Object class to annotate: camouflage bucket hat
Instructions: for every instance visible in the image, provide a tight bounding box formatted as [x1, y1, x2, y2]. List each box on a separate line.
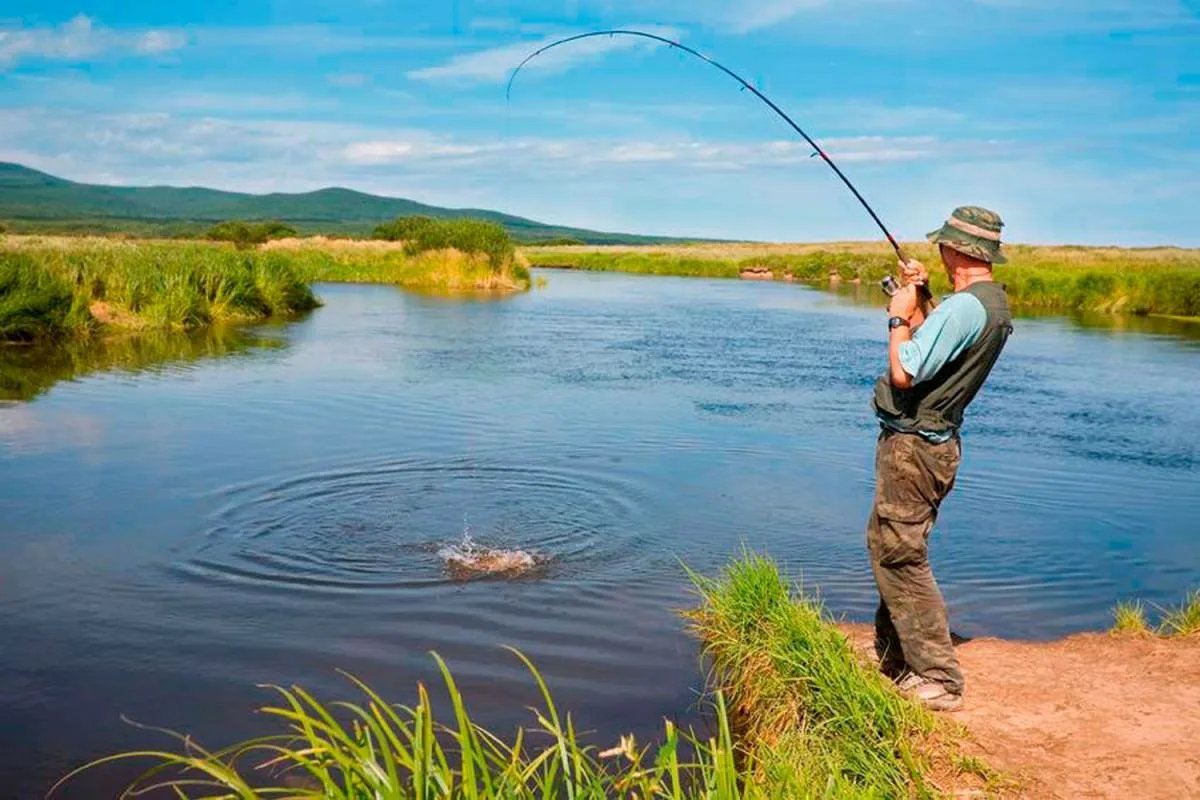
[927, 206, 1007, 265]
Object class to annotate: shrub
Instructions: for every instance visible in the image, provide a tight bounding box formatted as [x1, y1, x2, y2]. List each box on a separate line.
[205, 220, 297, 249]
[373, 215, 515, 271]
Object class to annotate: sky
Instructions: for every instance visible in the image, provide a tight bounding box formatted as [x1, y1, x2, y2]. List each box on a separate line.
[0, 1, 1197, 245]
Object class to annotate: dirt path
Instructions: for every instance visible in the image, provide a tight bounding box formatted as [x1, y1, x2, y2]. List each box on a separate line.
[847, 626, 1200, 798]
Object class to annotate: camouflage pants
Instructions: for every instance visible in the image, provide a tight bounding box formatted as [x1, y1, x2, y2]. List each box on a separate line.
[866, 429, 964, 695]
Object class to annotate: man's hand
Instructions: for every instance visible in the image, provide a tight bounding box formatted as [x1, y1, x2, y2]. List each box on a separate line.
[888, 283, 919, 321]
[900, 258, 929, 287]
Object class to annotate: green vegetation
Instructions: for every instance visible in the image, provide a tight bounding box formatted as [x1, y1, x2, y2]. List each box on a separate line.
[0, 255, 79, 341]
[1157, 588, 1200, 637]
[205, 219, 297, 248]
[1109, 600, 1150, 636]
[56, 651, 754, 799]
[685, 551, 954, 798]
[0, 162, 696, 245]
[373, 216, 516, 270]
[59, 552, 994, 798]
[1110, 589, 1200, 637]
[526, 243, 1200, 321]
[269, 238, 531, 293]
[0, 238, 318, 340]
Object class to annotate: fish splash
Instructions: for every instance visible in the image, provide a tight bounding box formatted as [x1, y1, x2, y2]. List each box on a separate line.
[437, 532, 542, 580]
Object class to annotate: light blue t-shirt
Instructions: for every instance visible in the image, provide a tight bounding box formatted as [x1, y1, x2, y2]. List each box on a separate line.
[880, 291, 988, 442]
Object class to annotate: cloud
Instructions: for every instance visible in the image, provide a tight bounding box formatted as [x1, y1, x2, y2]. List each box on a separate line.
[406, 25, 679, 84]
[0, 15, 186, 68]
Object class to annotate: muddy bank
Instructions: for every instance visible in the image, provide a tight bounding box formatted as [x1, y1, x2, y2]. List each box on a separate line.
[843, 625, 1200, 798]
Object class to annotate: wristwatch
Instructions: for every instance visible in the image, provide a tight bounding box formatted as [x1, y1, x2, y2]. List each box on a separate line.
[888, 316, 910, 331]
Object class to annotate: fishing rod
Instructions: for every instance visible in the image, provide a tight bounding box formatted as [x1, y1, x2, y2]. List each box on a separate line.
[507, 29, 919, 280]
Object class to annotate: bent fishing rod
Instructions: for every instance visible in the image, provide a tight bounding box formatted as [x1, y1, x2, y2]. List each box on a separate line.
[508, 30, 919, 273]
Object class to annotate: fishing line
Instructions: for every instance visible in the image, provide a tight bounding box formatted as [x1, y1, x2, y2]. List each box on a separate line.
[506, 29, 910, 262]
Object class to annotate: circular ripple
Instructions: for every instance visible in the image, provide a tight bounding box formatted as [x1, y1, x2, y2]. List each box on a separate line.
[173, 456, 649, 593]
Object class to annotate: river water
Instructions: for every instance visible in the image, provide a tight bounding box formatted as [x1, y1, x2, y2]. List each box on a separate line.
[2, 270, 1198, 796]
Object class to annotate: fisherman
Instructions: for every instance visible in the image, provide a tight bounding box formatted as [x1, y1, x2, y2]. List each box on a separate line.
[867, 206, 1013, 712]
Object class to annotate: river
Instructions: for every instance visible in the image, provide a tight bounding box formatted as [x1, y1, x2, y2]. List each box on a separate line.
[2, 269, 1198, 796]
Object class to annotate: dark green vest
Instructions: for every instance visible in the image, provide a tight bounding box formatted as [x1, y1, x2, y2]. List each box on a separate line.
[872, 281, 1012, 437]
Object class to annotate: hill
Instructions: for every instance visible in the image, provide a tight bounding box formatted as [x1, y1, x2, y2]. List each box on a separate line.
[0, 162, 688, 244]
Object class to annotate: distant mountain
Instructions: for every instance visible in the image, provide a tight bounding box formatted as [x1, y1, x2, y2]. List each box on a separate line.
[0, 163, 689, 244]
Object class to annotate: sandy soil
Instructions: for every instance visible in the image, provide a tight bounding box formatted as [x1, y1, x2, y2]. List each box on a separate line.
[846, 625, 1200, 798]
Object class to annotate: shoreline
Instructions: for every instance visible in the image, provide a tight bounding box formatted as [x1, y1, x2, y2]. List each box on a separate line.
[524, 241, 1200, 325]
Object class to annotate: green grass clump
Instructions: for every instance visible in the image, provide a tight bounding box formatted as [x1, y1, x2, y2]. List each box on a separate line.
[56, 650, 760, 799]
[1157, 588, 1200, 637]
[1109, 600, 1150, 636]
[374, 216, 516, 271]
[685, 551, 948, 798]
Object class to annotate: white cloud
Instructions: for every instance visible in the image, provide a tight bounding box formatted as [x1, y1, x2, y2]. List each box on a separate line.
[407, 25, 680, 84]
[0, 15, 187, 68]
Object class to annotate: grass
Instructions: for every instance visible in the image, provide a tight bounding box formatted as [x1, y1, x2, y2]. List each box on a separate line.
[54, 650, 755, 799]
[1157, 588, 1200, 637]
[264, 237, 531, 293]
[684, 551, 958, 799]
[1109, 589, 1200, 637]
[0, 237, 318, 339]
[524, 242, 1200, 321]
[56, 552, 987, 799]
[0, 234, 531, 342]
[1109, 600, 1151, 636]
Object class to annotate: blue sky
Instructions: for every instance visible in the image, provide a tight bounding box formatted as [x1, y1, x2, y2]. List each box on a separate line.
[1, 1, 1197, 244]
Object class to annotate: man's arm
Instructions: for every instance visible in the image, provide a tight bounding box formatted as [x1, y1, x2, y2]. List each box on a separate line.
[888, 291, 988, 390]
[887, 285, 920, 389]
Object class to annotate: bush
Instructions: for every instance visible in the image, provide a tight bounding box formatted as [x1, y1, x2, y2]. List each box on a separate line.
[373, 215, 515, 271]
[205, 220, 297, 249]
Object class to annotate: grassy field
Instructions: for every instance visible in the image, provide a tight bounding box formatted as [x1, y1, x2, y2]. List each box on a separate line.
[0, 235, 530, 342]
[56, 552, 997, 799]
[525, 242, 1200, 321]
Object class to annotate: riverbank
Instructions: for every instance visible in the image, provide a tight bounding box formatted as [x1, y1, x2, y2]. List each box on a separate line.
[59, 552, 1199, 798]
[0, 235, 531, 342]
[524, 242, 1200, 322]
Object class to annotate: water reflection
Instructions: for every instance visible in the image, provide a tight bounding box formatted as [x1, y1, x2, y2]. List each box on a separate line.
[0, 325, 288, 402]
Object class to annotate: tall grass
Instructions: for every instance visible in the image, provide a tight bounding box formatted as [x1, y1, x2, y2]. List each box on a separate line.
[266, 238, 531, 293]
[54, 650, 757, 799]
[526, 243, 1200, 320]
[0, 237, 318, 339]
[0, 253, 81, 341]
[685, 551, 952, 798]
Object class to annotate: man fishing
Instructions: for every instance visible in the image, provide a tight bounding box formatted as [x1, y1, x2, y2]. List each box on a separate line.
[867, 206, 1013, 712]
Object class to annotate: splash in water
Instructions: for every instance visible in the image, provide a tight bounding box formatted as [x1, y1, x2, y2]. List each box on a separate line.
[437, 529, 542, 580]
